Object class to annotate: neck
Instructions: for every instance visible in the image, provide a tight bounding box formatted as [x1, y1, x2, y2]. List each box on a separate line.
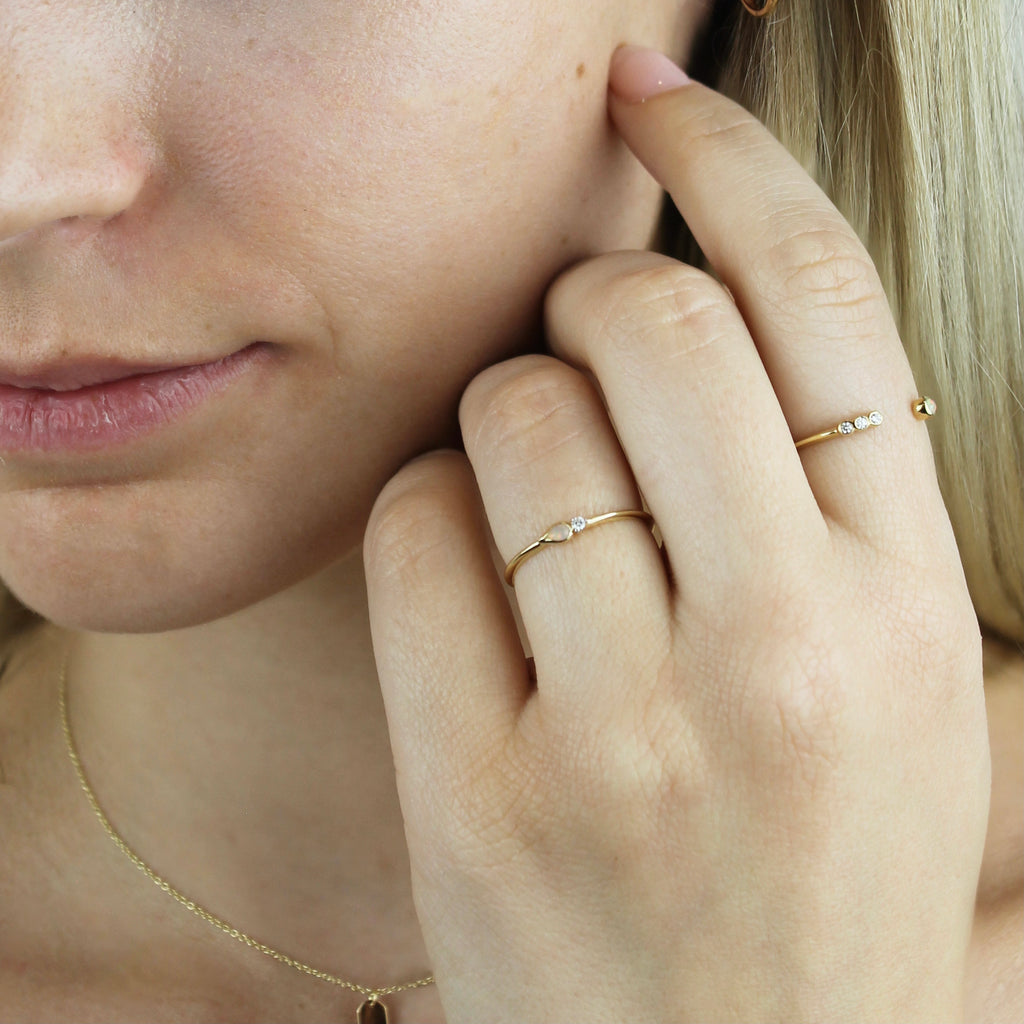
[58, 546, 426, 982]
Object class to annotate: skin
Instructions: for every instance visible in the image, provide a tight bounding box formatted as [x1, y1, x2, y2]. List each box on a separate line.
[0, 0, 687, 630]
[0, 2, 1020, 1021]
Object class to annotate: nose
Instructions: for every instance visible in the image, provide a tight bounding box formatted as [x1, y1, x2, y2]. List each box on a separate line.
[0, 33, 150, 247]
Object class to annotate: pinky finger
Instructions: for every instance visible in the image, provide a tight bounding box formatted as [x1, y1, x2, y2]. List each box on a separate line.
[363, 450, 528, 796]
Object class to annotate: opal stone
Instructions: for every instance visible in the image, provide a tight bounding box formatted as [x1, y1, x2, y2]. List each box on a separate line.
[543, 522, 573, 542]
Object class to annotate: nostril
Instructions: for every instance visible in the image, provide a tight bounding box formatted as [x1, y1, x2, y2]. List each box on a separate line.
[55, 213, 124, 235]
[0, 155, 148, 247]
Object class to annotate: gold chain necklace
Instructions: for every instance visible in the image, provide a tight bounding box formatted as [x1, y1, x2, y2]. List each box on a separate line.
[57, 649, 435, 1024]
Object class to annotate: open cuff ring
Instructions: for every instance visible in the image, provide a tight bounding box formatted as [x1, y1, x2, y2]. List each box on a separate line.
[794, 395, 936, 449]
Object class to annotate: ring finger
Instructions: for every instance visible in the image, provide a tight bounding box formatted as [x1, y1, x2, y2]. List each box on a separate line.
[459, 353, 671, 701]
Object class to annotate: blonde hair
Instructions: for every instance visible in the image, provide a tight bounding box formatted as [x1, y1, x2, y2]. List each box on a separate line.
[675, 0, 1024, 644]
[2, 1, 1022, 648]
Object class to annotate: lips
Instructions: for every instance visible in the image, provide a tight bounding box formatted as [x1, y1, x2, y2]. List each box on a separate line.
[0, 342, 274, 453]
[0, 357, 194, 392]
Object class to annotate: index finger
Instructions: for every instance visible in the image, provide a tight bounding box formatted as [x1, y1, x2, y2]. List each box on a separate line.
[596, 45, 942, 545]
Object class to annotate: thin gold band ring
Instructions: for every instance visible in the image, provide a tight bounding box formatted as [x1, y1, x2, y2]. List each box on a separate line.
[503, 510, 654, 587]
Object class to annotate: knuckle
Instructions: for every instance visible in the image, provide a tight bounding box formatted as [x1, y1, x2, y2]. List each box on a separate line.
[433, 738, 559, 871]
[409, 751, 546, 877]
[591, 264, 738, 368]
[553, 674, 707, 829]
[633, 651, 705, 767]
[598, 262, 731, 331]
[725, 609, 852, 792]
[767, 644, 848, 779]
[466, 362, 594, 467]
[364, 455, 464, 580]
[681, 104, 764, 153]
[763, 225, 886, 318]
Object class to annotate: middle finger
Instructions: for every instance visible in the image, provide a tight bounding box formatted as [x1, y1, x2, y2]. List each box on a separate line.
[546, 248, 827, 608]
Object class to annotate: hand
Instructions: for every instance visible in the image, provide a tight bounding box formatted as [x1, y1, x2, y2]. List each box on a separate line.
[363, 46, 989, 1023]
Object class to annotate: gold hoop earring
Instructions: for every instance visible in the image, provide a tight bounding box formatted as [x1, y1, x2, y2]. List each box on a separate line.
[741, 0, 781, 16]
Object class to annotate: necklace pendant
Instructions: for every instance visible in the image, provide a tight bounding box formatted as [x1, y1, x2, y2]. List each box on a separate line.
[356, 996, 388, 1024]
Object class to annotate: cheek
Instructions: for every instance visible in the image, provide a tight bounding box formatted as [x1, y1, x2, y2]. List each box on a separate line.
[164, 3, 659, 383]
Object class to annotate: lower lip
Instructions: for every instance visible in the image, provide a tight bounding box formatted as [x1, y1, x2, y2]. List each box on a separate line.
[0, 343, 273, 454]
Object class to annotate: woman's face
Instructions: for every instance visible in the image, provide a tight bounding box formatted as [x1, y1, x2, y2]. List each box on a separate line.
[0, 0, 697, 631]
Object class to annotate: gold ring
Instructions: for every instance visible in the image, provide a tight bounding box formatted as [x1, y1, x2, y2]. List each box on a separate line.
[794, 396, 936, 450]
[503, 510, 655, 587]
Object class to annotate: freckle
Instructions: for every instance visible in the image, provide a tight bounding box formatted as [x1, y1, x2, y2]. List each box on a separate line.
[576, 63, 586, 79]
[245, 37, 257, 51]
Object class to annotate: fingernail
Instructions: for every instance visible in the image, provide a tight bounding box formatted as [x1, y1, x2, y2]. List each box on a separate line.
[610, 45, 692, 103]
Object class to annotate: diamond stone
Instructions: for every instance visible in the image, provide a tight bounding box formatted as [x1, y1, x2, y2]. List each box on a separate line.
[839, 421, 855, 434]
[869, 410, 883, 425]
[570, 516, 586, 533]
[854, 415, 869, 430]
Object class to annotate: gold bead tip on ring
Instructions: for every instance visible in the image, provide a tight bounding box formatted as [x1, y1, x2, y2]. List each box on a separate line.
[913, 396, 938, 419]
[503, 509, 655, 587]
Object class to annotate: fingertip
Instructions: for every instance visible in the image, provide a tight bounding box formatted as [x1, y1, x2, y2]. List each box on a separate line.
[609, 45, 692, 105]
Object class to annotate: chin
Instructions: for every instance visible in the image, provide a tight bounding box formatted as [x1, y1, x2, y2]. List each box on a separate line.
[0, 483, 364, 635]
[0, 545, 308, 634]
[4, 574, 250, 634]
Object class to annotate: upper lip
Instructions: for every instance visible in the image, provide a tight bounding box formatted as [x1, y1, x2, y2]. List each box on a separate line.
[0, 357, 205, 392]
